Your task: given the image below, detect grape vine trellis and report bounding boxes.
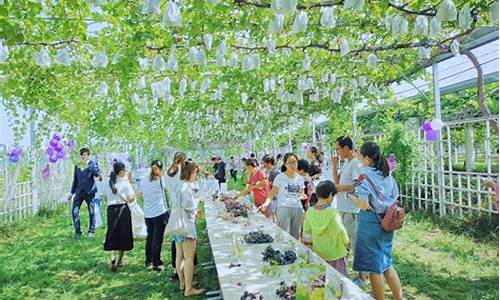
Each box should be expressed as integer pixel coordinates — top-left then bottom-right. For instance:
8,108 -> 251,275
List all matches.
0,0 -> 497,153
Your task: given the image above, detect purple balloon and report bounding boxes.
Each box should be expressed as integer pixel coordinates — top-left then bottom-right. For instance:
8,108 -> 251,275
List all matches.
56,149 -> 66,159
42,165 -> 51,179
10,146 -> 23,156
53,143 -> 63,152
49,155 -> 58,163
53,133 -> 62,141
67,139 -> 76,152
422,121 -> 432,132
50,138 -> 59,147
8,154 -> 20,163
46,146 -> 55,156
425,130 -> 440,142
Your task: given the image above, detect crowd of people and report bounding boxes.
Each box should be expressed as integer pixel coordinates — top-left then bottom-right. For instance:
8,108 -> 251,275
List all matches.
67,135 -> 405,300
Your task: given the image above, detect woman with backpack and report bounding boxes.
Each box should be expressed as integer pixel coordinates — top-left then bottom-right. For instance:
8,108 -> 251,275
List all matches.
349,141 -> 403,300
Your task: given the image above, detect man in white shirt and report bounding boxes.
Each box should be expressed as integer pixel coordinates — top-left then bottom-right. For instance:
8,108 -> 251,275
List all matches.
332,136 -> 360,254
332,135 -> 366,286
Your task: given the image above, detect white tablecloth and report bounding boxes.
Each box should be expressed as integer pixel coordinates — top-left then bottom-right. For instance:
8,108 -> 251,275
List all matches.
203,194 -> 372,300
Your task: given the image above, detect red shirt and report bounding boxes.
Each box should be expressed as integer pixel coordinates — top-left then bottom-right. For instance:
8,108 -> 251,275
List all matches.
248,170 -> 270,207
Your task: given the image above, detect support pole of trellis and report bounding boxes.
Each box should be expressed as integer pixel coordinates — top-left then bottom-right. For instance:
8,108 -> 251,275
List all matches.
312,114 -> 316,144
433,63 -> 446,216
351,99 -> 357,146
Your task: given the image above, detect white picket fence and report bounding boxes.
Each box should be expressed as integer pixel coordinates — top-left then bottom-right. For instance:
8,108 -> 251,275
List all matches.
366,115 -> 499,216
0,146 -> 73,224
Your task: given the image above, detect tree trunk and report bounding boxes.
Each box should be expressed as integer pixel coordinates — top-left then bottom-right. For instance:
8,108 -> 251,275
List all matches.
462,49 -> 499,133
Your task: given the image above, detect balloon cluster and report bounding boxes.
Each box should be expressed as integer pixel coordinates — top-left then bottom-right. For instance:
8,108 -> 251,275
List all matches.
45,133 -> 67,163
42,134 -> 75,179
422,119 -> 443,142
7,146 -> 23,163
387,154 -> 397,173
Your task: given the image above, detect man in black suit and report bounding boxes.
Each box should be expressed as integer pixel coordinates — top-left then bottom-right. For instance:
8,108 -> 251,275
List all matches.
67,147 -> 101,238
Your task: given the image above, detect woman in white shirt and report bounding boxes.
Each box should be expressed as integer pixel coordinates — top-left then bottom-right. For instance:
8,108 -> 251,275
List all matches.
260,153 -> 307,240
140,160 -> 169,271
166,152 -> 187,279
103,162 -> 136,272
172,161 -> 205,297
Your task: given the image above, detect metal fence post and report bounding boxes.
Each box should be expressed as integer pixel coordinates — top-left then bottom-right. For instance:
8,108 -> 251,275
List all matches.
433,63 -> 446,216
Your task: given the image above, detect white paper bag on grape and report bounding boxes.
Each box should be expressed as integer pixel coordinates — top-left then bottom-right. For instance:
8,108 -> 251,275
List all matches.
430,17 -> 442,36
458,6 -> 472,29
137,57 -> 149,70
200,79 -> 210,94
0,40 -> 8,63
339,37 -> 350,56
92,51 -> 108,68
450,40 -> 460,57
292,11 -> 308,33
188,46 -> 199,64
384,14 -> 393,30
265,37 -> 276,53
344,0 -> 364,11
152,54 -> 166,71
418,47 -> 431,60
436,0 -> 457,22
490,1 -> 499,24
367,53 -> 378,68
55,48 -> 72,66
229,52 -> 239,67
197,48 -> 207,66
320,7 -> 336,29
163,1 -> 182,26
204,34 -> 213,50
35,48 -> 52,67
251,53 -> 260,69
142,0 -> 160,14
114,80 -> 121,95
358,76 -> 367,88
268,14 -> 285,34
414,16 -> 428,36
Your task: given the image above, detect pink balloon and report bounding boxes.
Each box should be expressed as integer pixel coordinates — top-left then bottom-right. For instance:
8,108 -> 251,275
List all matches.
425,130 -> 439,142
422,121 -> 432,132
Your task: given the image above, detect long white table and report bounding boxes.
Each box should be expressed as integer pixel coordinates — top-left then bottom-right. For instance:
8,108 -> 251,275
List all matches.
202,191 -> 373,300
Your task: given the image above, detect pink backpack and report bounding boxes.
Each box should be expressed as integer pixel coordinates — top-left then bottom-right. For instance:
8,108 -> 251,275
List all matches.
362,174 -> 405,232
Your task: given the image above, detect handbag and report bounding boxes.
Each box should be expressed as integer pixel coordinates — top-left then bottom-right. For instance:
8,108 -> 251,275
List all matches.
117,190 -> 148,239
361,174 -> 405,232
159,176 -> 170,223
165,186 -> 196,238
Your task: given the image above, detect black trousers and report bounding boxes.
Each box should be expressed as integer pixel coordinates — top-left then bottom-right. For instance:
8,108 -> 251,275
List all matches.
230,169 -> 238,181
145,212 -> 168,267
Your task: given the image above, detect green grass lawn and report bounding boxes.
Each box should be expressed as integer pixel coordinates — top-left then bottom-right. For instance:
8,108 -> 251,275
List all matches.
0,206 -> 218,300
0,193 -> 498,299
